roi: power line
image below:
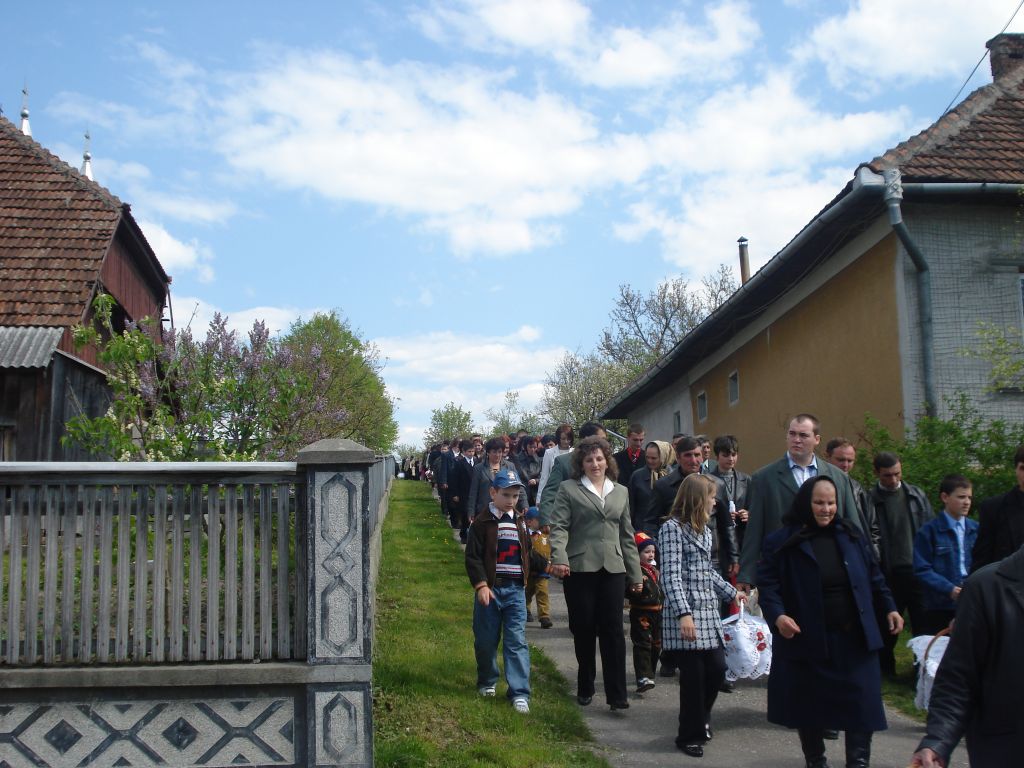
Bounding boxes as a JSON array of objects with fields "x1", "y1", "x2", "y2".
[{"x1": 942, "y1": 0, "x2": 1024, "y2": 115}]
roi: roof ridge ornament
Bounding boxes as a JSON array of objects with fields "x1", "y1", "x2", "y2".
[
  {"x1": 20, "y1": 84, "x2": 31, "y2": 137},
  {"x1": 81, "y1": 130, "x2": 94, "y2": 181}
]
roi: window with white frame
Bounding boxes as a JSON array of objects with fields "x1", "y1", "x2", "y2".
[
  {"x1": 673, "y1": 410, "x2": 682, "y2": 434},
  {"x1": 728, "y1": 370, "x2": 739, "y2": 405},
  {"x1": 696, "y1": 391, "x2": 708, "y2": 422}
]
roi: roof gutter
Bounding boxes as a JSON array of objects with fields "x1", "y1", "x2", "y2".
[{"x1": 883, "y1": 169, "x2": 937, "y2": 417}]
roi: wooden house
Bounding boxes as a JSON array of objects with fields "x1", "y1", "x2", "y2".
[{"x1": 0, "y1": 115, "x2": 170, "y2": 460}]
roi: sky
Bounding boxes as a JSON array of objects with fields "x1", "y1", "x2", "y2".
[{"x1": 4, "y1": 0, "x2": 1023, "y2": 449}]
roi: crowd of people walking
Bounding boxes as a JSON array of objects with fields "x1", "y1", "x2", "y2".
[{"x1": 403, "y1": 415, "x2": 1024, "y2": 766}]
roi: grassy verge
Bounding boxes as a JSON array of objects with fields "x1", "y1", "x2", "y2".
[{"x1": 373, "y1": 481, "x2": 610, "y2": 768}]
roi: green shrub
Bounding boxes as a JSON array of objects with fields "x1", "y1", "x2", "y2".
[{"x1": 853, "y1": 392, "x2": 1024, "y2": 510}]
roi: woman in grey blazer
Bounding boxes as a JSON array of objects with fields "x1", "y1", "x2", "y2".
[
  {"x1": 658, "y1": 474, "x2": 741, "y2": 758},
  {"x1": 549, "y1": 436, "x2": 642, "y2": 709}
]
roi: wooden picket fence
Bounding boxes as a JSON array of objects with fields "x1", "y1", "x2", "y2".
[{"x1": 0, "y1": 463, "x2": 306, "y2": 665}]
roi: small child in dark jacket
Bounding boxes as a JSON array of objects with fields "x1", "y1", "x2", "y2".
[{"x1": 630, "y1": 532, "x2": 665, "y2": 693}]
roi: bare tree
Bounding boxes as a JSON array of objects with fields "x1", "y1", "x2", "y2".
[{"x1": 598, "y1": 264, "x2": 737, "y2": 376}]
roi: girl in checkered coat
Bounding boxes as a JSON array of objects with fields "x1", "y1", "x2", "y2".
[{"x1": 658, "y1": 474, "x2": 743, "y2": 758}]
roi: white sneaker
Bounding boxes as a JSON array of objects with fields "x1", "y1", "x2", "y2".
[
  {"x1": 637, "y1": 678, "x2": 655, "y2": 693},
  {"x1": 478, "y1": 685, "x2": 496, "y2": 697},
  {"x1": 512, "y1": 697, "x2": 530, "y2": 714}
]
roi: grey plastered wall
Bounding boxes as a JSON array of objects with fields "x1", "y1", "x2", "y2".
[
  {"x1": 625, "y1": 382, "x2": 693, "y2": 443},
  {"x1": 898, "y1": 201, "x2": 1024, "y2": 427}
]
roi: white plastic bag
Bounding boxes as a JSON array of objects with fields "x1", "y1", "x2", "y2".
[
  {"x1": 722, "y1": 604, "x2": 772, "y2": 681},
  {"x1": 907, "y1": 632, "x2": 950, "y2": 710}
]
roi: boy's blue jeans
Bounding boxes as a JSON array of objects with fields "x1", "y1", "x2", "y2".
[{"x1": 473, "y1": 582, "x2": 531, "y2": 700}]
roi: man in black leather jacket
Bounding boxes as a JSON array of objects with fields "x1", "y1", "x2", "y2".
[{"x1": 911, "y1": 543, "x2": 1024, "y2": 767}]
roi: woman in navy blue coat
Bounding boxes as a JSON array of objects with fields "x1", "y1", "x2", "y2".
[{"x1": 757, "y1": 476, "x2": 902, "y2": 768}]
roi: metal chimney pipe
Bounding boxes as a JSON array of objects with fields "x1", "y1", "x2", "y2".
[{"x1": 737, "y1": 237, "x2": 750, "y2": 284}]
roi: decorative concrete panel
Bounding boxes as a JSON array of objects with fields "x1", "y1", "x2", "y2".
[
  {"x1": 0, "y1": 697, "x2": 295, "y2": 767},
  {"x1": 310, "y1": 470, "x2": 366, "y2": 661},
  {"x1": 313, "y1": 689, "x2": 369, "y2": 767}
]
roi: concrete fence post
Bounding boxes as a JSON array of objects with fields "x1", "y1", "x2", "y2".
[{"x1": 297, "y1": 438, "x2": 378, "y2": 768}]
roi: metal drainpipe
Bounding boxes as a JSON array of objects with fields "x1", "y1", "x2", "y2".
[{"x1": 882, "y1": 168, "x2": 937, "y2": 417}]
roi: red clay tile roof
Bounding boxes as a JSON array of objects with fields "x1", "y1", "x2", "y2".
[
  {"x1": 868, "y1": 63, "x2": 1024, "y2": 183},
  {"x1": 0, "y1": 115, "x2": 124, "y2": 327}
]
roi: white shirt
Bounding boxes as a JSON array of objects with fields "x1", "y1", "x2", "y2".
[{"x1": 581, "y1": 475, "x2": 614, "y2": 505}]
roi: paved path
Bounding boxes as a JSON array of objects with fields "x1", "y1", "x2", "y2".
[{"x1": 526, "y1": 579, "x2": 968, "y2": 768}]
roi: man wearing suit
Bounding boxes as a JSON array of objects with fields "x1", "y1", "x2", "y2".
[
  {"x1": 970, "y1": 444, "x2": 1024, "y2": 572},
  {"x1": 538, "y1": 422, "x2": 607, "y2": 526},
  {"x1": 612, "y1": 423, "x2": 646, "y2": 489},
  {"x1": 449, "y1": 437, "x2": 476, "y2": 543},
  {"x1": 737, "y1": 414, "x2": 862, "y2": 590}
]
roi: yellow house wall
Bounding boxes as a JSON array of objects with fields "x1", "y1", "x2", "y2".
[{"x1": 690, "y1": 235, "x2": 905, "y2": 470}]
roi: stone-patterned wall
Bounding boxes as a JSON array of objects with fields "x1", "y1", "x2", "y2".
[
  {"x1": 0, "y1": 690, "x2": 301, "y2": 768},
  {"x1": 900, "y1": 202, "x2": 1024, "y2": 425}
]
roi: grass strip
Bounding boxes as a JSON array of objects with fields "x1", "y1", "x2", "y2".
[{"x1": 373, "y1": 480, "x2": 611, "y2": 768}]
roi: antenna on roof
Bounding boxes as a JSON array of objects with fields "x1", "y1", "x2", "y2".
[
  {"x1": 81, "y1": 131, "x2": 94, "y2": 180},
  {"x1": 20, "y1": 84, "x2": 32, "y2": 136}
]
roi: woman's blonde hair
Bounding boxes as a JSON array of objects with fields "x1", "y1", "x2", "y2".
[{"x1": 665, "y1": 474, "x2": 717, "y2": 534}]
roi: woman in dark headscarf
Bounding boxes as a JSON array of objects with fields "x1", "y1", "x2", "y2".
[{"x1": 757, "y1": 476, "x2": 903, "y2": 768}]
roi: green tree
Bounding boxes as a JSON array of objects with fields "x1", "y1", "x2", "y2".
[
  {"x1": 278, "y1": 311, "x2": 397, "y2": 453},
  {"x1": 852, "y1": 393, "x2": 1024, "y2": 508},
  {"x1": 64, "y1": 297, "x2": 397, "y2": 460},
  {"x1": 967, "y1": 322, "x2": 1024, "y2": 391},
  {"x1": 483, "y1": 390, "x2": 546, "y2": 436},
  {"x1": 424, "y1": 402, "x2": 475, "y2": 447}
]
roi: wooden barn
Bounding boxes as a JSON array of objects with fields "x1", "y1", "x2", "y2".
[{"x1": 0, "y1": 114, "x2": 170, "y2": 460}]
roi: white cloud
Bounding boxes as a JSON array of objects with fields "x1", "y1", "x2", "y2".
[
  {"x1": 214, "y1": 52, "x2": 650, "y2": 256},
  {"x1": 414, "y1": 0, "x2": 591, "y2": 52},
  {"x1": 138, "y1": 219, "x2": 215, "y2": 282},
  {"x1": 170, "y1": 295, "x2": 318, "y2": 338},
  {"x1": 796, "y1": 0, "x2": 1024, "y2": 92},
  {"x1": 376, "y1": 328, "x2": 565, "y2": 385},
  {"x1": 613, "y1": 69, "x2": 913, "y2": 271},
  {"x1": 415, "y1": 0, "x2": 760, "y2": 89}
]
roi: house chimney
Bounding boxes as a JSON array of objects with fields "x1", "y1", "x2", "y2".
[
  {"x1": 19, "y1": 86, "x2": 31, "y2": 137},
  {"x1": 737, "y1": 237, "x2": 750, "y2": 284},
  {"x1": 987, "y1": 33, "x2": 1024, "y2": 80},
  {"x1": 81, "y1": 131, "x2": 93, "y2": 181}
]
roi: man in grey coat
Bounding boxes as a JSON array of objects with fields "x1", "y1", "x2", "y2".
[{"x1": 737, "y1": 414, "x2": 863, "y2": 590}]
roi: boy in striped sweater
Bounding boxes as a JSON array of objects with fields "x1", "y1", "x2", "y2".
[{"x1": 465, "y1": 468, "x2": 552, "y2": 714}]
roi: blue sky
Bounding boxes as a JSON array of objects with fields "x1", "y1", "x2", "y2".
[{"x1": 5, "y1": 0, "x2": 1022, "y2": 447}]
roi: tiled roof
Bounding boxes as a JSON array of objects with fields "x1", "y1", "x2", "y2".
[
  {"x1": 0, "y1": 115, "x2": 123, "y2": 327},
  {"x1": 868, "y1": 62, "x2": 1024, "y2": 183},
  {"x1": 0, "y1": 325, "x2": 63, "y2": 368}
]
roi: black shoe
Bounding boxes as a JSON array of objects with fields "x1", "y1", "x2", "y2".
[
  {"x1": 609, "y1": 700, "x2": 630, "y2": 710},
  {"x1": 539, "y1": 617, "x2": 553, "y2": 628},
  {"x1": 675, "y1": 741, "x2": 704, "y2": 758},
  {"x1": 576, "y1": 695, "x2": 592, "y2": 706},
  {"x1": 804, "y1": 760, "x2": 829, "y2": 768},
  {"x1": 659, "y1": 665, "x2": 677, "y2": 677},
  {"x1": 719, "y1": 680, "x2": 735, "y2": 693},
  {"x1": 822, "y1": 729, "x2": 839, "y2": 740}
]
